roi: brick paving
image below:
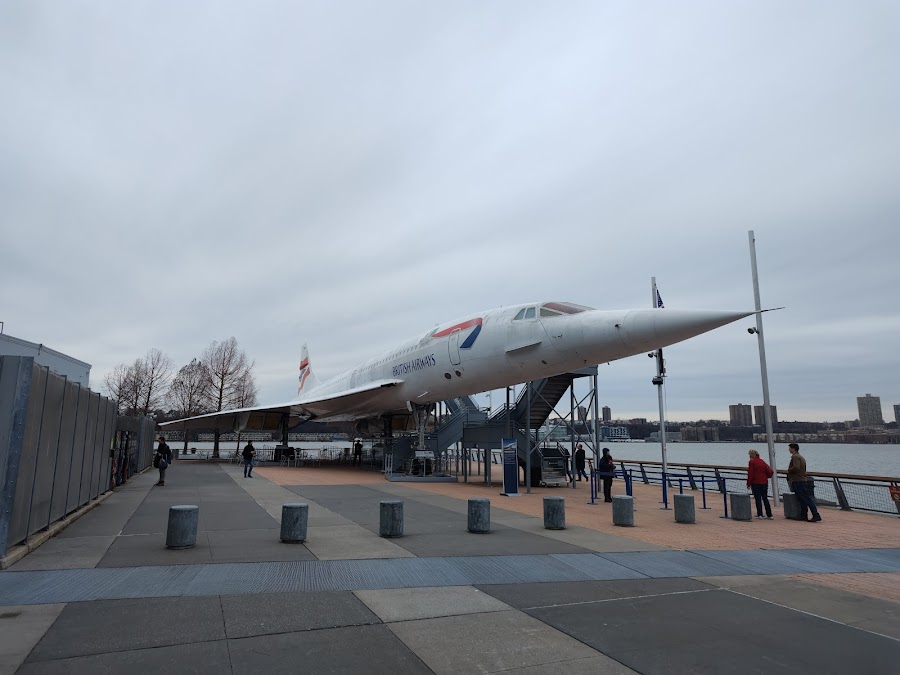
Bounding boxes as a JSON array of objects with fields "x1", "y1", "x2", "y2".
[{"x1": 258, "y1": 464, "x2": 897, "y2": 550}]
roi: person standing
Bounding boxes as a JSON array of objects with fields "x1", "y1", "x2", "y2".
[
  {"x1": 787, "y1": 443, "x2": 821, "y2": 522},
  {"x1": 746, "y1": 449, "x2": 774, "y2": 518},
  {"x1": 242, "y1": 441, "x2": 255, "y2": 477},
  {"x1": 598, "y1": 447, "x2": 615, "y2": 502},
  {"x1": 574, "y1": 444, "x2": 588, "y2": 482},
  {"x1": 353, "y1": 439, "x2": 363, "y2": 467},
  {"x1": 155, "y1": 436, "x2": 171, "y2": 486},
  {"x1": 560, "y1": 445, "x2": 573, "y2": 481}
]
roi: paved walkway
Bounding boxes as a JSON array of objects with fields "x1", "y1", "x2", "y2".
[{"x1": 1, "y1": 461, "x2": 898, "y2": 674}]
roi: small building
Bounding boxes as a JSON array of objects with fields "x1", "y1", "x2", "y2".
[{"x1": 0, "y1": 332, "x2": 91, "y2": 387}]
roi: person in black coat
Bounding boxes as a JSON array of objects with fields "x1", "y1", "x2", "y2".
[
  {"x1": 575, "y1": 444, "x2": 588, "y2": 481},
  {"x1": 155, "y1": 436, "x2": 172, "y2": 486},
  {"x1": 598, "y1": 447, "x2": 615, "y2": 502}
]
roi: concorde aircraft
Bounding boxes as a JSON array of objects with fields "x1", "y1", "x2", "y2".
[{"x1": 161, "y1": 300, "x2": 755, "y2": 439}]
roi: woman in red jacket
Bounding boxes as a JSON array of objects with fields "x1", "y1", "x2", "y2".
[{"x1": 747, "y1": 449, "x2": 774, "y2": 518}]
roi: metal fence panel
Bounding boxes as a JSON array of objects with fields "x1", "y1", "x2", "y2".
[
  {"x1": 0, "y1": 357, "x2": 32, "y2": 555},
  {"x1": 9, "y1": 365, "x2": 48, "y2": 546},
  {"x1": 27, "y1": 369, "x2": 66, "y2": 535},
  {"x1": 66, "y1": 387, "x2": 90, "y2": 514},
  {"x1": 78, "y1": 393, "x2": 99, "y2": 504},
  {"x1": 49, "y1": 382, "x2": 79, "y2": 523},
  {"x1": 95, "y1": 400, "x2": 113, "y2": 494}
]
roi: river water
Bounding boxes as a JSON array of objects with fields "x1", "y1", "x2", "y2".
[
  {"x1": 177, "y1": 440, "x2": 900, "y2": 478},
  {"x1": 595, "y1": 441, "x2": 900, "y2": 478}
]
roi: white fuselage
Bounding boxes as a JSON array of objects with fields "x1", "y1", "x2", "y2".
[{"x1": 297, "y1": 302, "x2": 750, "y2": 422}]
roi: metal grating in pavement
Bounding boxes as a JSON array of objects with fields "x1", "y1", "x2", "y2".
[{"x1": 0, "y1": 548, "x2": 898, "y2": 606}]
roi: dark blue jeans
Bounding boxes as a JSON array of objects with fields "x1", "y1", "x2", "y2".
[
  {"x1": 243, "y1": 458, "x2": 253, "y2": 477},
  {"x1": 791, "y1": 480, "x2": 820, "y2": 520},
  {"x1": 750, "y1": 483, "x2": 772, "y2": 517}
]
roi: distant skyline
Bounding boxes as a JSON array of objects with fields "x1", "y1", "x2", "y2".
[{"x1": 2, "y1": 2, "x2": 898, "y2": 423}]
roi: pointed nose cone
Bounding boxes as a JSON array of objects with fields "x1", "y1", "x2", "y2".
[{"x1": 621, "y1": 309, "x2": 754, "y2": 351}]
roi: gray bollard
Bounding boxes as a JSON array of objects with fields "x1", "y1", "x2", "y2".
[
  {"x1": 543, "y1": 496, "x2": 566, "y2": 530},
  {"x1": 782, "y1": 492, "x2": 802, "y2": 520},
  {"x1": 730, "y1": 492, "x2": 752, "y2": 521},
  {"x1": 166, "y1": 505, "x2": 199, "y2": 549},
  {"x1": 612, "y1": 495, "x2": 634, "y2": 527},
  {"x1": 280, "y1": 503, "x2": 309, "y2": 543},
  {"x1": 674, "y1": 493, "x2": 695, "y2": 524},
  {"x1": 380, "y1": 500, "x2": 404, "y2": 537},
  {"x1": 467, "y1": 498, "x2": 491, "y2": 533}
]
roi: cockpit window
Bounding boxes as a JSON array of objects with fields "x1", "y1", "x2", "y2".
[
  {"x1": 514, "y1": 308, "x2": 527, "y2": 320},
  {"x1": 524, "y1": 307, "x2": 536, "y2": 319},
  {"x1": 540, "y1": 307, "x2": 562, "y2": 317},
  {"x1": 542, "y1": 302, "x2": 592, "y2": 315}
]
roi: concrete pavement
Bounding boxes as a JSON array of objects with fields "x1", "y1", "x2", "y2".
[{"x1": 2, "y1": 460, "x2": 899, "y2": 674}]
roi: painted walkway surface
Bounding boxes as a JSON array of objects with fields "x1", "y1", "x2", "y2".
[{"x1": 2, "y1": 461, "x2": 898, "y2": 674}]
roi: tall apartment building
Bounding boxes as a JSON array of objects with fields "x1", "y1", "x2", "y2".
[
  {"x1": 857, "y1": 394, "x2": 884, "y2": 427},
  {"x1": 729, "y1": 404, "x2": 752, "y2": 426},
  {"x1": 895, "y1": 403, "x2": 900, "y2": 427},
  {"x1": 601, "y1": 406, "x2": 611, "y2": 422},
  {"x1": 753, "y1": 405, "x2": 778, "y2": 426}
]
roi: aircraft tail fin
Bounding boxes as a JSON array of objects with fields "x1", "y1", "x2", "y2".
[{"x1": 297, "y1": 344, "x2": 319, "y2": 396}]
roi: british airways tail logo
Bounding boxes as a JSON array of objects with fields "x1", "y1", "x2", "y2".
[
  {"x1": 298, "y1": 357, "x2": 311, "y2": 395},
  {"x1": 432, "y1": 317, "x2": 483, "y2": 349}
]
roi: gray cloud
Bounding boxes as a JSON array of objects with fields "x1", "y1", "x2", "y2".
[{"x1": 2, "y1": 2, "x2": 898, "y2": 423}]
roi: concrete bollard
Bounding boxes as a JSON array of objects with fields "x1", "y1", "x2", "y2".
[
  {"x1": 612, "y1": 495, "x2": 634, "y2": 527},
  {"x1": 379, "y1": 500, "x2": 404, "y2": 537},
  {"x1": 782, "y1": 492, "x2": 802, "y2": 520},
  {"x1": 166, "y1": 505, "x2": 199, "y2": 549},
  {"x1": 543, "y1": 496, "x2": 566, "y2": 530},
  {"x1": 467, "y1": 498, "x2": 491, "y2": 533},
  {"x1": 280, "y1": 503, "x2": 309, "y2": 543},
  {"x1": 674, "y1": 493, "x2": 695, "y2": 524},
  {"x1": 730, "y1": 492, "x2": 752, "y2": 521}
]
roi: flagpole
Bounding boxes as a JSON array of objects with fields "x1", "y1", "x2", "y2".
[
  {"x1": 652, "y1": 277, "x2": 668, "y2": 504},
  {"x1": 748, "y1": 231, "x2": 779, "y2": 506}
]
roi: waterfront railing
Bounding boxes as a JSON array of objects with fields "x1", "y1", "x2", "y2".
[{"x1": 615, "y1": 459, "x2": 900, "y2": 516}]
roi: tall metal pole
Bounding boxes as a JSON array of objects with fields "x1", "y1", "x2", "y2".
[
  {"x1": 748, "y1": 231, "x2": 779, "y2": 505},
  {"x1": 652, "y1": 278, "x2": 668, "y2": 484}
]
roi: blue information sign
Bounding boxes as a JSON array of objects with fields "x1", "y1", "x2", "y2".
[{"x1": 501, "y1": 438, "x2": 519, "y2": 496}]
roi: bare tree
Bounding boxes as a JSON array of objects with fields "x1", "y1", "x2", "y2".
[
  {"x1": 168, "y1": 358, "x2": 213, "y2": 455},
  {"x1": 102, "y1": 363, "x2": 133, "y2": 414},
  {"x1": 102, "y1": 349, "x2": 172, "y2": 417},
  {"x1": 138, "y1": 348, "x2": 172, "y2": 416},
  {"x1": 231, "y1": 367, "x2": 259, "y2": 453},
  {"x1": 202, "y1": 337, "x2": 255, "y2": 457}
]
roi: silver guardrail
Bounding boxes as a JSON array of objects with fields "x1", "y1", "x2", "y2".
[{"x1": 615, "y1": 459, "x2": 900, "y2": 515}]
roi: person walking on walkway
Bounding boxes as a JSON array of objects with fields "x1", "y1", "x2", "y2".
[
  {"x1": 575, "y1": 444, "x2": 589, "y2": 481},
  {"x1": 353, "y1": 439, "x2": 363, "y2": 467},
  {"x1": 598, "y1": 447, "x2": 615, "y2": 502},
  {"x1": 746, "y1": 449, "x2": 774, "y2": 518},
  {"x1": 787, "y1": 443, "x2": 821, "y2": 522},
  {"x1": 242, "y1": 441, "x2": 255, "y2": 477},
  {"x1": 154, "y1": 436, "x2": 171, "y2": 486}
]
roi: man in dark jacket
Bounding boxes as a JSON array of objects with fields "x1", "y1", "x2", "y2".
[
  {"x1": 598, "y1": 448, "x2": 615, "y2": 502},
  {"x1": 574, "y1": 444, "x2": 588, "y2": 481},
  {"x1": 155, "y1": 436, "x2": 172, "y2": 486},
  {"x1": 242, "y1": 441, "x2": 255, "y2": 477},
  {"x1": 788, "y1": 443, "x2": 821, "y2": 522}
]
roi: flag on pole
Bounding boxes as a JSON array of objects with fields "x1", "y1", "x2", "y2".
[{"x1": 656, "y1": 290, "x2": 665, "y2": 308}]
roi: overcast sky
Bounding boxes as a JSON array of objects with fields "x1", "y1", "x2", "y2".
[{"x1": 2, "y1": 2, "x2": 898, "y2": 424}]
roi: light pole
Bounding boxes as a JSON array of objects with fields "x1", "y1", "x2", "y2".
[
  {"x1": 748, "y1": 231, "x2": 778, "y2": 506},
  {"x1": 651, "y1": 277, "x2": 668, "y2": 501}
]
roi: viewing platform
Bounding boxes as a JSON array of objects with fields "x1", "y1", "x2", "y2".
[{"x1": 1, "y1": 461, "x2": 898, "y2": 673}]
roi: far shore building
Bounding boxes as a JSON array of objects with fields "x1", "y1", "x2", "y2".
[
  {"x1": 894, "y1": 403, "x2": 900, "y2": 427},
  {"x1": 602, "y1": 406, "x2": 611, "y2": 422},
  {"x1": 0, "y1": 331, "x2": 91, "y2": 387},
  {"x1": 729, "y1": 404, "x2": 752, "y2": 426},
  {"x1": 753, "y1": 405, "x2": 778, "y2": 426},
  {"x1": 857, "y1": 394, "x2": 884, "y2": 427}
]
